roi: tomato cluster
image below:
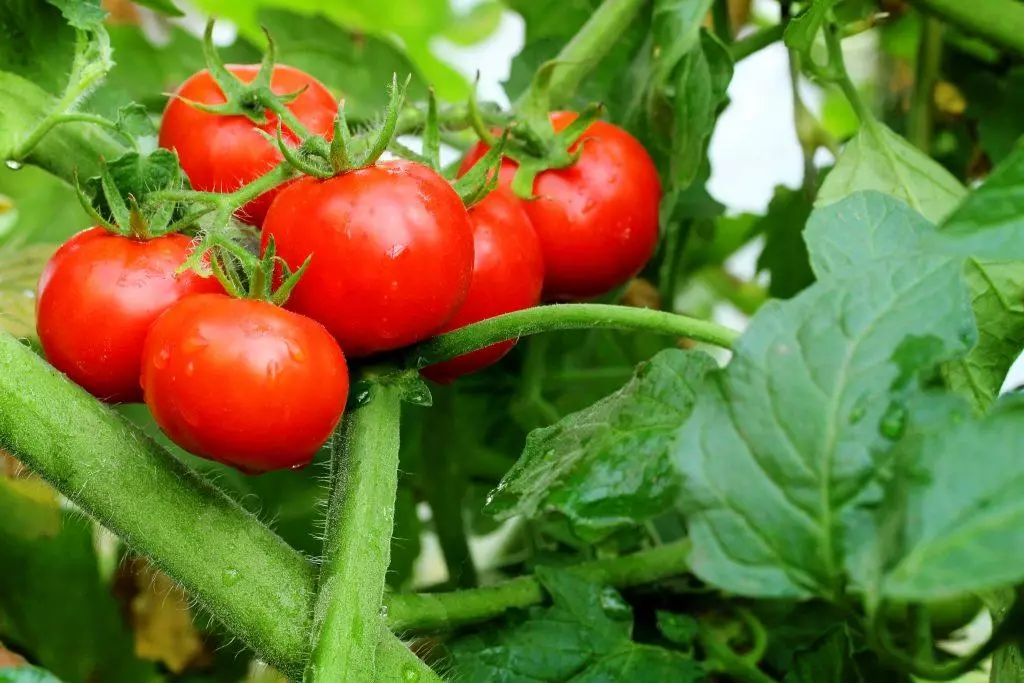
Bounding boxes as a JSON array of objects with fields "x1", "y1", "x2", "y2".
[{"x1": 35, "y1": 64, "x2": 661, "y2": 474}]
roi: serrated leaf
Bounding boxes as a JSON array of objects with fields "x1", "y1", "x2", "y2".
[
  {"x1": 486, "y1": 350, "x2": 717, "y2": 542},
  {"x1": 449, "y1": 568, "x2": 705, "y2": 682},
  {"x1": 784, "y1": 0, "x2": 841, "y2": 55},
  {"x1": 113, "y1": 103, "x2": 156, "y2": 139},
  {"x1": 816, "y1": 123, "x2": 966, "y2": 223},
  {"x1": 672, "y1": 255, "x2": 975, "y2": 598},
  {"x1": 43, "y1": 0, "x2": 106, "y2": 30},
  {"x1": 871, "y1": 394, "x2": 1024, "y2": 600},
  {"x1": 783, "y1": 626, "x2": 888, "y2": 683},
  {"x1": 807, "y1": 191, "x2": 1024, "y2": 413}
]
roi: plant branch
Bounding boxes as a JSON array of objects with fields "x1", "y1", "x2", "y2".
[
  {"x1": 407, "y1": 304, "x2": 739, "y2": 368},
  {"x1": 908, "y1": 17, "x2": 943, "y2": 153},
  {"x1": 730, "y1": 24, "x2": 785, "y2": 61},
  {"x1": 306, "y1": 377, "x2": 405, "y2": 682},
  {"x1": 515, "y1": 0, "x2": 648, "y2": 110},
  {"x1": 909, "y1": 0, "x2": 1024, "y2": 55},
  {"x1": 0, "y1": 334, "x2": 418, "y2": 680},
  {"x1": 712, "y1": 0, "x2": 733, "y2": 44},
  {"x1": 385, "y1": 540, "x2": 691, "y2": 631}
]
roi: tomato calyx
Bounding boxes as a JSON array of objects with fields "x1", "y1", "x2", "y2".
[
  {"x1": 499, "y1": 62, "x2": 605, "y2": 199},
  {"x1": 73, "y1": 152, "x2": 187, "y2": 240},
  {"x1": 198, "y1": 231, "x2": 309, "y2": 307},
  {"x1": 173, "y1": 20, "x2": 307, "y2": 131}
]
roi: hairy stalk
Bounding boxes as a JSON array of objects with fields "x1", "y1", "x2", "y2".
[
  {"x1": 385, "y1": 540, "x2": 691, "y2": 631},
  {"x1": 305, "y1": 379, "x2": 405, "y2": 682},
  {"x1": 909, "y1": 0, "x2": 1024, "y2": 55},
  {"x1": 515, "y1": 0, "x2": 648, "y2": 110},
  {"x1": 408, "y1": 304, "x2": 739, "y2": 368},
  {"x1": 0, "y1": 334, "x2": 420, "y2": 680}
]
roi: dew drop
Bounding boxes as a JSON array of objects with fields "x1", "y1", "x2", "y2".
[
  {"x1": 379, "y1": 604, "x2": 389, "y2": 618},
  {"x1": 355, "y1": 390, "x2": 372, "y2": 406},
  {"x1": 222, "y1": 568, "x2": 240, "y2": 587},
  {"x1": 403, "y1": 383, "x2": 432, "y2": 407},
  {"x1": 879, "y1": 402, "x2": 908, "y2": 441},
  {"x1": 184, "y1": 360, "x2": 195, "y2": 377},
  {"x1": 4, "y1": 160, "x2": 22, "y2": 171},
  {"x1": 285, "y1": 339, "x2": 306, "y2": 362},
  {"x1": 387, "y1": 244, "x2": 408, "y2": 259},
  {"x1": 598, "y1": 587, "x2": 631, "y2": 620},
  {"x1": 153, "y1": 347, "x2": 171, "y2": 370},
  {"x1": 402, "y1": 664, "x2": 420, "y2": 682}
]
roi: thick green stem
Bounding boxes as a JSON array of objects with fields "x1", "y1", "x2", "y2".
[
  {"x1": 909, "y1": 0, "x2": 1024, "y2": 55},
  {"x1": 0, "y1": 334, "x2": 419, "y2": 680},
  {"x1": 408, "y1": 304, "x2": 739, "y2": 368},
  {"x1": 730, "y1": 24, "x2": 785, "y2": 61},
  {"x1": 515, "y1": 0, "x2": 648, "y2": 110},
  {"x1": 908, "y1": 18, "x2": 943, "y2": 153},
  {"x1": 306, "y1": 380, "x2": 404, "y2": 682},
  {"x1": 712, "y1": 0, "x2": 733, "y2": 44},
  {"x1": 385, "y1": 540, "x2": 691, "y2": 632},
  {"x1": 0, "y1": 334, "x2": 313, "y2": 677},
  {"x1": 421, "y1": 390, "x2": 478, "y2": 589}
]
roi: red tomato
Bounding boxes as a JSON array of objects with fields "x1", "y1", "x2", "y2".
[
  {"x1": 36, "y1": 228, "x2": 224, "y2": 403},
  {"x1": 159, "y1": 65, "x2": 337, "y2": 227},
  {"x1": 262, "y1": 160, "x2": 474, "y2": 357},
  {"x1": 140, "y1": 294, "x2": 348, "y2": 473},
  {"x1": 422, "y1": 188, "x2": 544, "y2": 384},
  {"x1": 459, "y1": 112, "x2": 661, "y2": 301}
]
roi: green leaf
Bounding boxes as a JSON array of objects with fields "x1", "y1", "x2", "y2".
[
  {"x1": 807, "y1": 191, "x2": 1024, "y2": 414},
  {"x1": 0, "y1": 667, "x2": 65, "y2": 683},
  {"x1": 113, "y1": 103, "x2": 156, "y2": 139},
  {"x1": 816, "y1": 123, "x2": 967, "y2": 223},
  {"x1": 868, "y1": 394, "x2": 1024, "y2": 601},
  {"x1": 0, "y1": 244, "x2": 56, "y2": 342},
  {"x1": 650, "y1": 0, "x2": 715, "y2": 83},
  {"x1": 43, "y1": 0, "x2": 106, "y2": 31},
  {"x1": 0, "y1": 1, "x2": 77, "y2": 95},
  {"x1": 672, "y1": 255, "x2": 975, "y2": 598},
  {"x1": 442, "y1": 1, "x2": 503, "y2": 46},
  {"x1": 0, "y1": 484, "x2": 160, "y2": 682},
  {"x1": 665, "y1": 30, "x2": 734, "y2": 188},
  {"x1": 783, "y1": 626, "x2": 896, "y2": 683},
  {"x1": 449, "y1": 568, "x2": 705, "y2": 682},
  {"x1": 656, "y1": 611, "x2": 700, "y2": 650},
  {"x1": 0, "y1": 165, "x2": 91, "y2": 246},
  {"x1": 755, "y1": 186, "x2": 815, "y2": 299},
  {"x1": 486, "y1": 350, "x2": 717, "y2": 542},
  {"x1": 131, "y1": 0, "x2": 184, "y2": 17},
  {"x1": 784, "y1": 0, "x2": 841, "y2": 56},
  {"x1": 85, "y1": 149, "x2": 185, "y2": 227}
]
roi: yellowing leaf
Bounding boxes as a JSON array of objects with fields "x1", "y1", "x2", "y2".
[
  {"x1": 129, "y1": 563, "x2": 204, "y2": 674},
  {"x1": 0, "y1": 243, "x2": 55, "y2": 341}
]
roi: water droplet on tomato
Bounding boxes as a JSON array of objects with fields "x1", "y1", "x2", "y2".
[
  {"x1": 180, "y1": 333, "x2": 209, "y2": 354},
  {"x1": 222, "y1": 568, "x2": 240, "y2": 586},
  {"x1": 184, "y1": 361, "x2": 195, "y2": 377},
  {"x1": 289, "y1": 461, "x2": 307, "y2": 471},
  {"x1": 266, "y1": 359, "x2": 282, "y2": 382},
  {"x1": 4, "y1": 160, "x2": 22, "y2": 171},
  {"x1": 153, "y1": 347, "x2": 171, "y2": 370},
  {"x1": 387, "y1": 244, "x2": 408, "y2": 259}
]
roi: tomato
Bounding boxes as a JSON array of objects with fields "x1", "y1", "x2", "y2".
[
  {"x1": 36, "y1": 228, "x2": 224, "y2": 403},
  {"x1": 140, "y1": 294, "x2": 348, "y2": 473},
  {"x1": 262, "y1": 160, "x2": 475, "y2": 357},
  {"x1": 159, "y1": 64, "x2": 337, "y2": 227},
  {"x1": 422, "y1": 188, "x2": 544, "y2": 383},
  {"x1": 459, "y1": 112, "x2": 661, "y2": 301}
]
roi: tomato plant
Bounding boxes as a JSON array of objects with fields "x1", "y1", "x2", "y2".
[{"x1": 6, "y1": 0, "x2": 1024, "y2": 682}]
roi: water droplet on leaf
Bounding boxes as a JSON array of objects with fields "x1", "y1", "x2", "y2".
[
  {"x1": 402, "y1": 665, "x2": 420, "y2": 682},
  {"x1": 599, "y1": 587, "x2": 631, "y2": 620},
  {"x1": 4, "y1": 160, "x2": 22, "y2": 171},
  {"x1": 879, "y1": 402, "x2": 907, "y2": 440},
  {"x1": 222, "y1": 568, "x2": 240, "y2": 587}
]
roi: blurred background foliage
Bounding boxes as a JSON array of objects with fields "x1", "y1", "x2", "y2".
[{"x1": 2, "y1": 0, "x2": 1023, "y2": 680}]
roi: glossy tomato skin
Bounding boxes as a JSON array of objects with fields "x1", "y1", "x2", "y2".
[
  {"x1": 141, "y1": 294, "x2": 349, "y2": 473},
  {"x1": 460, "y1": 112, "x2": 661, "y2": 301},
  {"x1": 36, "y1": 228, "x2": 224, "y2": 403},
  {"x1": 262, "y1": 160, "x2": 474, "y2": 358},
  {"x1": 159, "y1": 65, "x2": 337, "y2": 227},
  {"x1": 423, "y1": 189, "x2": 544, "y2": 384}
]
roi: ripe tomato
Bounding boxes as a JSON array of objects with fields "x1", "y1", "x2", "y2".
[
  {"x1": 141, "y1": 294, "x2": 348, "y2": 473},
  {"x1": 36, "y1": 228, "x2": 224, "y2": 403},
  {"x1": 262, "y1": 160, "x2": 474, "y2": 357},
  {"x1": 159, "y1": 64, "x2": 337, "y2": 227},
  {"x1": 460, "y1": 112, "x2": 661, "y2": 301},
  {"x1": 422, "y1": 188, "x2": 544, "y2": 384}
]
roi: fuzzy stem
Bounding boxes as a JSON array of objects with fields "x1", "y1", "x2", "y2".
[
  {"x1": 516, "y1": 0, "x2": 647, "y2": 110},
  {"x1": 909, "y1": 0, "x2": 1024, "y2": 55},
  {"x1": 0, "y1": 334, "x2": 424, "y2": 680},
  {"x1": 385, "y1": 540, "x2": 691, "y2": 631},
  {"x1": 408, "y1": 304, "x2": 739, "y2": 368},
  {"x1": 305, "y1": 379, "x2": 404, "y2": 682}
]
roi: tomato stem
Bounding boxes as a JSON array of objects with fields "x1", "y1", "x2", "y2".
[
  {"x1": 384, "y1": 539, "x2": 692, "y2": 632},
  {"x1": 909, "y1": 0, "x2": 1024, "y2": 55},
  {"x1": 305, "y1": 376, "x2": 406, "y2": 682},
  {"x1": 408, "y1": 304, "x2": 740, "y2": 368}
]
